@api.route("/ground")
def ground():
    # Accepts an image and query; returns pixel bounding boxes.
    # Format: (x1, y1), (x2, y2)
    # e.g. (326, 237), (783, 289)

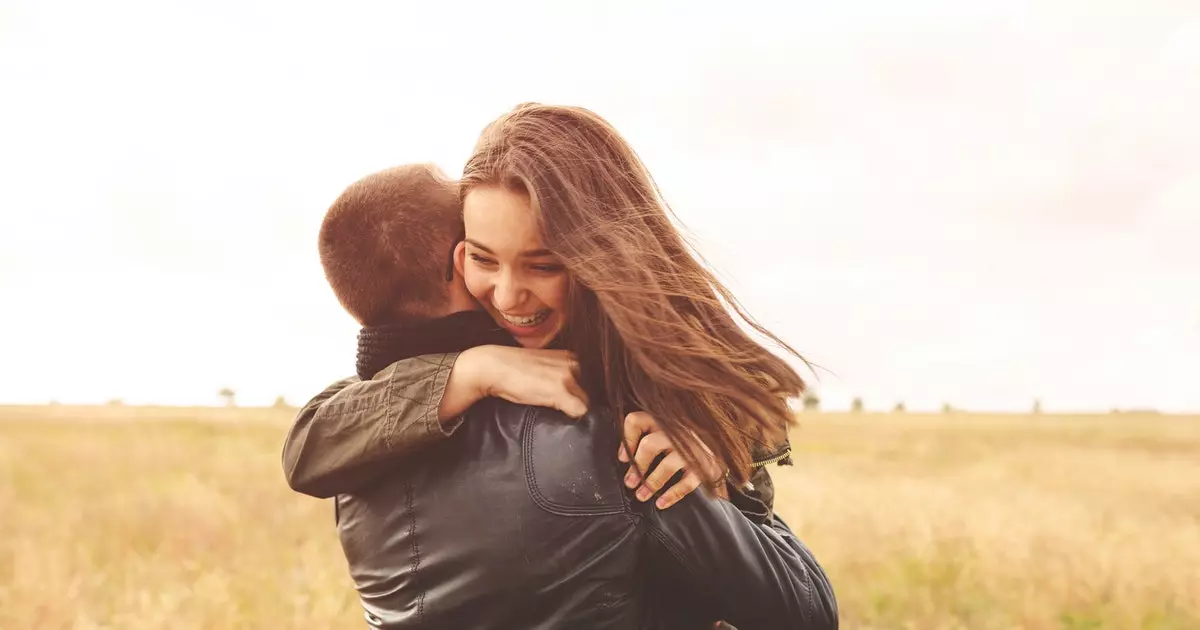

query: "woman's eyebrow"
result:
(464, 239), (494, 254)
(465, 239), (554, 258)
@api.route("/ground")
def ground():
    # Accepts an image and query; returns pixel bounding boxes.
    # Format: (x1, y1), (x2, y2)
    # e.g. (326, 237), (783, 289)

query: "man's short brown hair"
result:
(318, 163), (462, 326)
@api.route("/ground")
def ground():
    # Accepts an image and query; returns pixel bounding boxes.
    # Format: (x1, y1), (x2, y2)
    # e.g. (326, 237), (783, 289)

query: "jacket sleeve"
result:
(281, 352), (463, 498)
(641, 490), (838, 630)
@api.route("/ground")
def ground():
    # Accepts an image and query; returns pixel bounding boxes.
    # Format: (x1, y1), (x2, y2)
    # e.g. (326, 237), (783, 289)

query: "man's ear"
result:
(453, 241), (467, 279)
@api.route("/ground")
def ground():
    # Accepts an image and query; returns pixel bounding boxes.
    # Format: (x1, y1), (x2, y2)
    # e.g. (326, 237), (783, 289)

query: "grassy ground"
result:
(2, 406), (1197, 629)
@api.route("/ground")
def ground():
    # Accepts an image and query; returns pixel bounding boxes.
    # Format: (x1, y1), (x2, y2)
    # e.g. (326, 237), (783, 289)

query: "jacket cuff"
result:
(420, 352), (462, 438)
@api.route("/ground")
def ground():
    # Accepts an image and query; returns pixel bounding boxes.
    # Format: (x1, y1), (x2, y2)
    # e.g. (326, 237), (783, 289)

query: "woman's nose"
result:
(490, 270), (526, 311)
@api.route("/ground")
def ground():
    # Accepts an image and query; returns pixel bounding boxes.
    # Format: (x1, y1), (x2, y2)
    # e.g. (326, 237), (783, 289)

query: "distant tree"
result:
(1032, 398), (1043, 414)
(272, 395), (291, 410)
(892, 401), (906, 413)
(942, 402), (955, 414)
(851, 397), (864, 413)
(107, 398), (124, 406)
(218, 387), (237, 408)
(801, 390), (821, 412)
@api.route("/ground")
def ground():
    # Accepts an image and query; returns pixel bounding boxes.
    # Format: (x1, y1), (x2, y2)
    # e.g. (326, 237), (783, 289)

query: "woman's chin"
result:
(514, 337), (547, 349)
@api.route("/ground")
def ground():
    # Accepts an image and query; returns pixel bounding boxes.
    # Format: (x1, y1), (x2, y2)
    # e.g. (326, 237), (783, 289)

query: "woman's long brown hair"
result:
(460, 103), (808, 485)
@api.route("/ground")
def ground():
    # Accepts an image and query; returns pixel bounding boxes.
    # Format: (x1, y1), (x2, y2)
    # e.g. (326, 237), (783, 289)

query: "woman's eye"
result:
(468, 253), (497, 267)
(530, 263), (565, 273)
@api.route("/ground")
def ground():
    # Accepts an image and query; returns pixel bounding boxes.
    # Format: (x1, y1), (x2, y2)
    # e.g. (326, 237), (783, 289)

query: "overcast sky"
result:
(1, 0), (1197, 411)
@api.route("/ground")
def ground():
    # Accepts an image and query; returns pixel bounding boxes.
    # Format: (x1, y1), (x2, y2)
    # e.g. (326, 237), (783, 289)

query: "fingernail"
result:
(617, 446), (628, 463)
(636, 487), (651, 501)
(624, 471), (638, 488)
(656, 497), (670, 509)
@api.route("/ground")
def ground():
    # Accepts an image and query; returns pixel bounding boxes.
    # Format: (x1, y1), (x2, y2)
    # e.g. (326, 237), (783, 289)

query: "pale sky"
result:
(1, 0), (1197, 412)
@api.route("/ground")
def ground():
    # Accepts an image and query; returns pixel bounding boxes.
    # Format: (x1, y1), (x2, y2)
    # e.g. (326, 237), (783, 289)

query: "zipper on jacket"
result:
(751, 445), (792, 468)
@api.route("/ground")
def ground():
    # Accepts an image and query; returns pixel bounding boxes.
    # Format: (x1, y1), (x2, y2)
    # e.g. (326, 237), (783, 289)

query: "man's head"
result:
(319, 163), (476, 326)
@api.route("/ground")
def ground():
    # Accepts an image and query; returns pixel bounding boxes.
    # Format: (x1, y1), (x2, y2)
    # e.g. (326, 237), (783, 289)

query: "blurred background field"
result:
(3, 406), (1196, 630)
(4, 2), (1198, 629)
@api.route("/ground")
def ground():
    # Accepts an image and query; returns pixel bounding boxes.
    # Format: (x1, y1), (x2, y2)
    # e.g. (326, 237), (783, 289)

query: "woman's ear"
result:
(453, 240), (467, 278)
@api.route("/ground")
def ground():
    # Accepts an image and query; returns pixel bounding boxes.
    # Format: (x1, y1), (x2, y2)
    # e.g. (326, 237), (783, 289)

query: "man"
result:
(283, 163), (837, 629)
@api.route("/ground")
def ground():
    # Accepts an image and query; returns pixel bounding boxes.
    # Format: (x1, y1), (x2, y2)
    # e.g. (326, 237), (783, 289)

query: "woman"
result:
(452, 102), (806, 489)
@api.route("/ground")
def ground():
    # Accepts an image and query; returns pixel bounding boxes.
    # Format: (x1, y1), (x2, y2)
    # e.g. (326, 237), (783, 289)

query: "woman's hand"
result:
(619, 411), (727, 509)
(440, 346), (589, 421)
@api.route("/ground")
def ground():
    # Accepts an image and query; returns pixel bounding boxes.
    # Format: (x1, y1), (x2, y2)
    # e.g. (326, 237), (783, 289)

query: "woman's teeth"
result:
(501, 310), (550, 327)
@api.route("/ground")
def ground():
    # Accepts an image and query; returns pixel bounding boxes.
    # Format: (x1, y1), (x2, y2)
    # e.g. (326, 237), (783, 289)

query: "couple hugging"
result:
(282, 103), (838, 630)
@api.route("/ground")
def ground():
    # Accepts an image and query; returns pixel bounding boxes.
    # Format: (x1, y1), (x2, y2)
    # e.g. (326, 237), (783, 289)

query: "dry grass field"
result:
(2, 405), (1197, 629)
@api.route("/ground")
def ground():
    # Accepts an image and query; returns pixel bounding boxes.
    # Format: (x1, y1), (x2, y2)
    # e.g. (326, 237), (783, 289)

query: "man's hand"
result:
(619, 411), (727, 510)
(439, 346), (589, 421)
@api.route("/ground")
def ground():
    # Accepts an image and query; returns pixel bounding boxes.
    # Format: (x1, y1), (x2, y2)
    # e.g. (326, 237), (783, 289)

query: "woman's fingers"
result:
(635, 452), (687, 500)
(619, 411), (656, 463)
(545, 352), (587, 417)
(623, 429), (669, 489)
(631, 431), (671, 480)
(487, 348), (588, 417)
(561, 372), (589, 418)
(654, 470), (703, 510)
(617, 412), (721, 509)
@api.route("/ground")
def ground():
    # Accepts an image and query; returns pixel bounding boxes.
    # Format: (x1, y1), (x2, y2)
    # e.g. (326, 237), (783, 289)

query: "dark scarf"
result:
(355, 310), (518, 380)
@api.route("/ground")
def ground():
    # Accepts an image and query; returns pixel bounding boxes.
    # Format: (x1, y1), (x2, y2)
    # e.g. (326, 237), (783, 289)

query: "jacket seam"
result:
(403, 480), (426, 621)
(779, 520), (822, 624)
(382, 367), (399, 453)
(645, 524), (707, 589)
(618, 462), (640, 528)
(421, 353), (457, 438)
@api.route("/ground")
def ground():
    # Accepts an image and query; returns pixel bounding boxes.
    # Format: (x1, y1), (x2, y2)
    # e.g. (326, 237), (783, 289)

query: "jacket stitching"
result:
(645, 525), (706, 589)
(618, 466), (640, 528)
(419, 354), (452, 437)
(764, 516), (819, 625)
(404, 480), (426, 620)
(522, 408), (626, 517)
(382, 367), (398, 453)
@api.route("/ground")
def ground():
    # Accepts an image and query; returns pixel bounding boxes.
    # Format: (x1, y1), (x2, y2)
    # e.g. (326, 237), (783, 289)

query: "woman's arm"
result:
(282, 352), (464, 499)
(282, 346), (589, 498)
(642, 492), (839, 630)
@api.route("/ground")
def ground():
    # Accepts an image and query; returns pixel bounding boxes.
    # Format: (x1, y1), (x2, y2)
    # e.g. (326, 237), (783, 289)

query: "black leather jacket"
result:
(285, 312), (836, 628)
(328, 395), (837, 630)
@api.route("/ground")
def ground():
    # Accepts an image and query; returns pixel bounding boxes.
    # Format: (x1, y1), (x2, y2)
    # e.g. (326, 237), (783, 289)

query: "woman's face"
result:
(455, 185), (569, 349)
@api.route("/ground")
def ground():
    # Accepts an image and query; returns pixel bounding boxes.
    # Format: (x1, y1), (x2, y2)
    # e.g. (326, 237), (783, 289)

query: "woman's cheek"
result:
(463, 267), (490, 300)
(545, 275), (570, 311)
